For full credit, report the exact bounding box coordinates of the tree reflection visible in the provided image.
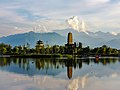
[92,57,119,65]
[0,57,119,79]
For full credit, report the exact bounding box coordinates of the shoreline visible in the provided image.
[0,54,120,59]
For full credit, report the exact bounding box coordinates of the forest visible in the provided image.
[0,41,119,57]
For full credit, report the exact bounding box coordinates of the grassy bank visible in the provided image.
[10,54,62,58]
[10,54,78,59]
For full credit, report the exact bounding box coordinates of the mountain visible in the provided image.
[103,39,120,49]
[54,29,106,47]
[54,29,120,49]
[91,31,116,41]
[0,29,120,49]
[0,31,66,47]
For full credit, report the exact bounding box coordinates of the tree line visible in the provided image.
[0,42,119,56]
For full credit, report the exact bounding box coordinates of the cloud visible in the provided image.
[34,19,68,32]
[67,16,89,34]
[84,0,110,5]
[67,16,80,31]
[0,0,120,36]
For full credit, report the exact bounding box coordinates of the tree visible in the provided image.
[13,46,19,54]
[102,45,107,55]
[6,45,12,54]
[52,45,60,54]
[1,47,7,54]
[59,46,65,54]
[18,46,23,54]
[0,43,12,54]
[107,47,112,55]
[83,46,90,55]
[45,47,50,54]
[78,42,82,49]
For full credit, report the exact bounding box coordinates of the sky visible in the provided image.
[0,0,120,36]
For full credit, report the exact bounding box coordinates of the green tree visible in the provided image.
[52,45,60,54]
[1,47,7,54]
[59,46,65,54]
[13,46,19,54]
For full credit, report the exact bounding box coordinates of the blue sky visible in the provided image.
[0,0,120,36]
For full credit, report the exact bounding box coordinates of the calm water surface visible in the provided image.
[0,57,120,90]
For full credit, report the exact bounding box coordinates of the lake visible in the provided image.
[0,57,120,90]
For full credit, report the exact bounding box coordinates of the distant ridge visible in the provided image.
[54,29,120,49]
[0,31,66,47]
[0,29,120,49]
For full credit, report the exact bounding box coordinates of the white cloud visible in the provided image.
[84,0,110,5]
[34,19,68,32]
[0,0,120,36]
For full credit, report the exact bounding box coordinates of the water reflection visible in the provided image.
[67,59,73,79]
[0,57,120,79]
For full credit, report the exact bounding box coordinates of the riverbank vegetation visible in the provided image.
[0,42,119,57]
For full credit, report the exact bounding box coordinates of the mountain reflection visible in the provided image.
[0,57,119,79]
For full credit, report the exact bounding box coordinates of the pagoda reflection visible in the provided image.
[67,59,73,79]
